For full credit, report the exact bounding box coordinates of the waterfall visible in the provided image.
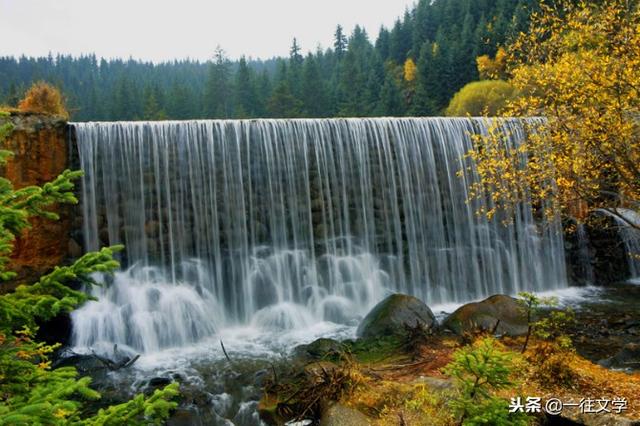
[71,118,567,353]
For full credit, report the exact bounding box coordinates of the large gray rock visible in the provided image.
[356,294,436,339]
[555,406,640,426]
[320,403,371,426]
[442,294,528,337]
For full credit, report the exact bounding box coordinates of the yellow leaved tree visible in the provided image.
[469,0,640,227]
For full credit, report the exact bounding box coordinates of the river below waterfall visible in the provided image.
[63,283,640,426]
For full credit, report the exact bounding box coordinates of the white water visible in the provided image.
[71,118,567,355]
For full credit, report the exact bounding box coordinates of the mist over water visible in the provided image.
[71,118,567,355]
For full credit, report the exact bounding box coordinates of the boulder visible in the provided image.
[292,338,345,362]
[356,294,436,339]
[442,294,528,337]
[320,403,371,426]
[550,407,640,426]
[167,407,205,426]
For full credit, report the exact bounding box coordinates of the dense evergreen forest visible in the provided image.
[0,0,535,120]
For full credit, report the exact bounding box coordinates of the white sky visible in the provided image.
[0,0,415,62]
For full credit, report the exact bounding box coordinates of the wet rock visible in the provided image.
[599,343,640,370]
[292,338,346,362]
[254,368,271,388]
[36,312,72,346]
[210,392,234,418]
[148,376,173,387]
[356,294,436,339]
[320,403,370,426]
[52,350,106,375]
[586,212,632,284]
[442,294,528,337]
[68,238,83,259]
[144,220,160,238]
[167,407,205,426]
[99,227,110,245]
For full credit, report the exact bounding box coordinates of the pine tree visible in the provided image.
[204,46,233,118]
[378,73,404,116]
[267,60,302,118]
[0,112,178,424]
[290,38,303,66]
[301,54,328,117]
[288,39,304,100]
[0,2,536,120]
[234,56,257,118]
[333,25,348,59]
[142,84,165,120]
[255,69,272,117]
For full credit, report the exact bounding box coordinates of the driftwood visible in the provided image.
[91,344,140,371]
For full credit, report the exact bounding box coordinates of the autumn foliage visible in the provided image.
[18,81,69,119]
[469,0,640,225]
[445,80,518,117]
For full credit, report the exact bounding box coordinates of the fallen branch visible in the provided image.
[220,340,233,364]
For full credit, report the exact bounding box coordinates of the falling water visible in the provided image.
[575,223,595,285]
[71,118,567,353]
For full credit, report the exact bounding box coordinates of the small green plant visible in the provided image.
[517,292,558,353]
[444,337,529,426]
[517,292,576,386]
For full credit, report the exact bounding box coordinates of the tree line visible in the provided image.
[0,0,536,120]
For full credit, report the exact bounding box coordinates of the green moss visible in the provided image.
[344,335,407,364]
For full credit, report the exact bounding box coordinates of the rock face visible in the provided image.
[442,294,528,337]
[356,294,436,339]
[1,112,78,289]
[586,211,631,284]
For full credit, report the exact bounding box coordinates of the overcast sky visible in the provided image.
[0,0,416,62]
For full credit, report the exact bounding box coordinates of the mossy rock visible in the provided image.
[442,294,528,337]
[292,338,346,362]
[356,294,436,339]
